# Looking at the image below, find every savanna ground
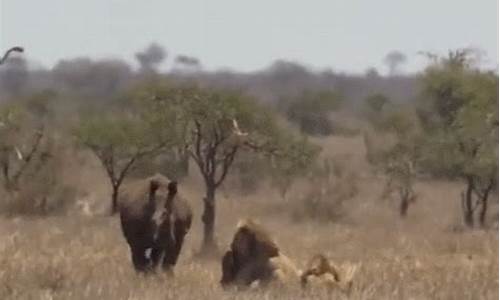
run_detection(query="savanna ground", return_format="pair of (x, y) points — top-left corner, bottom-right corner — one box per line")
(0, 135), (497, 300)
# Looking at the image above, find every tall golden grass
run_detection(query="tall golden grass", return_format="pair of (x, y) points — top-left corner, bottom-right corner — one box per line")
(0, 135), (497, 299)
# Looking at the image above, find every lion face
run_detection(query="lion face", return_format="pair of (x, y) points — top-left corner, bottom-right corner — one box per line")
(221, 220), (282, 288)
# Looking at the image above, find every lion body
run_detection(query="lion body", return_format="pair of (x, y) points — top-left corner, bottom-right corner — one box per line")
(221, 219), (358, 292)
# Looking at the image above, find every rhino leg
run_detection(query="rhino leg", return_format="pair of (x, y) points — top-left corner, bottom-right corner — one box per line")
(162, 220), (188, 271)
(130, 245), (153, 273)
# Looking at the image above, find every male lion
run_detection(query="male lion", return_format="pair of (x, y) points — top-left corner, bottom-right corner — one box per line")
(220, 219), (300, 288)
(221, 219), (358, 292)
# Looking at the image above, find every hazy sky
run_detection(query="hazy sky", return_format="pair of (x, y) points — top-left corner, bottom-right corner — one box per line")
(1, 0), (498, 73)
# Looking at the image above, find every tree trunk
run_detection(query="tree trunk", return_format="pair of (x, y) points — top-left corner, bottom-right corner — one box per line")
(400, 197), (409, 218)
(111, 185), (119, 215)
(462, 176), (475, 228)
(479, 181), (493, 227)
(399, 188), (412, 218)
(39, 197), (48, 215)
(201, 183), (217, 253)
(479, 196), (489, 227)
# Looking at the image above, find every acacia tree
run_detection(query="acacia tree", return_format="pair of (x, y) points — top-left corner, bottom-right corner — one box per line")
(0, 103), (47, 192)
(380, 120), (421, 217)
(453, 73), (498, 227)
(418, 49), (498, 228)
(184, 89), (279, 253)
(74, 113), (169, 215)
(145, 85), (318, 253)
(0, 90), (71, 215)
(174, 55), (201, 73)
(135, 43), (166, 73)
(383, 50), (407, 75)
(365, 106), (422, 217)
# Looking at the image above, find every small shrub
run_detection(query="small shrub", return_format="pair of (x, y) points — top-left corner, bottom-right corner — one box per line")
(330, 120), (360, 137)
(286, 90), (343, 136)
(291, 158), (358, 223)
(1, 184), (77, 216)
(0, 141), (77, 216)
(233, 154), (268, 194)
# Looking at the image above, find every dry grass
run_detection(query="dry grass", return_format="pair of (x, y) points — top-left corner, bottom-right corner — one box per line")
(0, 135), (497, 300)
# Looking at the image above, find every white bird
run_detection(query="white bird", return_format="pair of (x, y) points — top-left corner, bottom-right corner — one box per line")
(232, 119), (248, 137)
(14, 147), (23, 161)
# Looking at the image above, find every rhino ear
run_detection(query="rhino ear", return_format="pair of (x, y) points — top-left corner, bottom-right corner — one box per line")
(168, 181), (178, 195)
(149, 179), (160, 195)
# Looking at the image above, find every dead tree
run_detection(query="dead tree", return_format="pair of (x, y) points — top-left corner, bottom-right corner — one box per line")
(0, 47), (24, 65)
(0, 127), (45, 192)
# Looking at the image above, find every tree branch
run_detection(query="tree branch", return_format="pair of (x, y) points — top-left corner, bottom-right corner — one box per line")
(215, 145), (238, 187)
(12, 128), (44, 186)
(115, 144), (165, 187)
(0, 46), (23, 65)
(93, 146), (117, 188)
(1, 149), (11, 190)
(193, 120), (205, 173)
(242, 140), (280, 157)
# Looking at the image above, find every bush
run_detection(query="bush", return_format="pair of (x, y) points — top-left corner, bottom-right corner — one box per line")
(330, 120), (361, 137)
(0, 142), (78, 216)
(232, 152), (269, 194)
(129, 149), (190, 181)
(290, 158), (358, 223)
(286, 90), (343, 136)
(2, 185), (76, 216)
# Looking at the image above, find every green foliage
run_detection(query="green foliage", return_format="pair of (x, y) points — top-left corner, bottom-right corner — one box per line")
(0, 99), (71, 215)
(74, 111), (168, 213)
(270, 134), (320, 199)
(127, 80), (192, 179)
(454, 71), (498, 179)
(364, 93), (390, 114)
(232, 153), (269, 194)
(22, 89), (57, 119)
(138, 83), (321, 250)
(416, 49), (498, 226)
(140, 83), (318, 189)
(0, 103), (49, 191)
(378, 106), (418, 136)
(232, 127), (320, 197)
(379, 128), (422, 216)
(417, 50), (498, 180)
(131, 150), (190, 181)
(291, 157), (358, 223)
(364, 93), (418, 137)
(418, 52), (471, 128)
(364, 104), (422, 217)
(286, 90), (343, 136)
(363, 94), (406, 133)
(0, 103), (25, 131)
(75, 114), (159, 153)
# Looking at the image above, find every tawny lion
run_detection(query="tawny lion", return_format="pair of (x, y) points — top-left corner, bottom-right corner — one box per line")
(220, 219), (358, 292)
